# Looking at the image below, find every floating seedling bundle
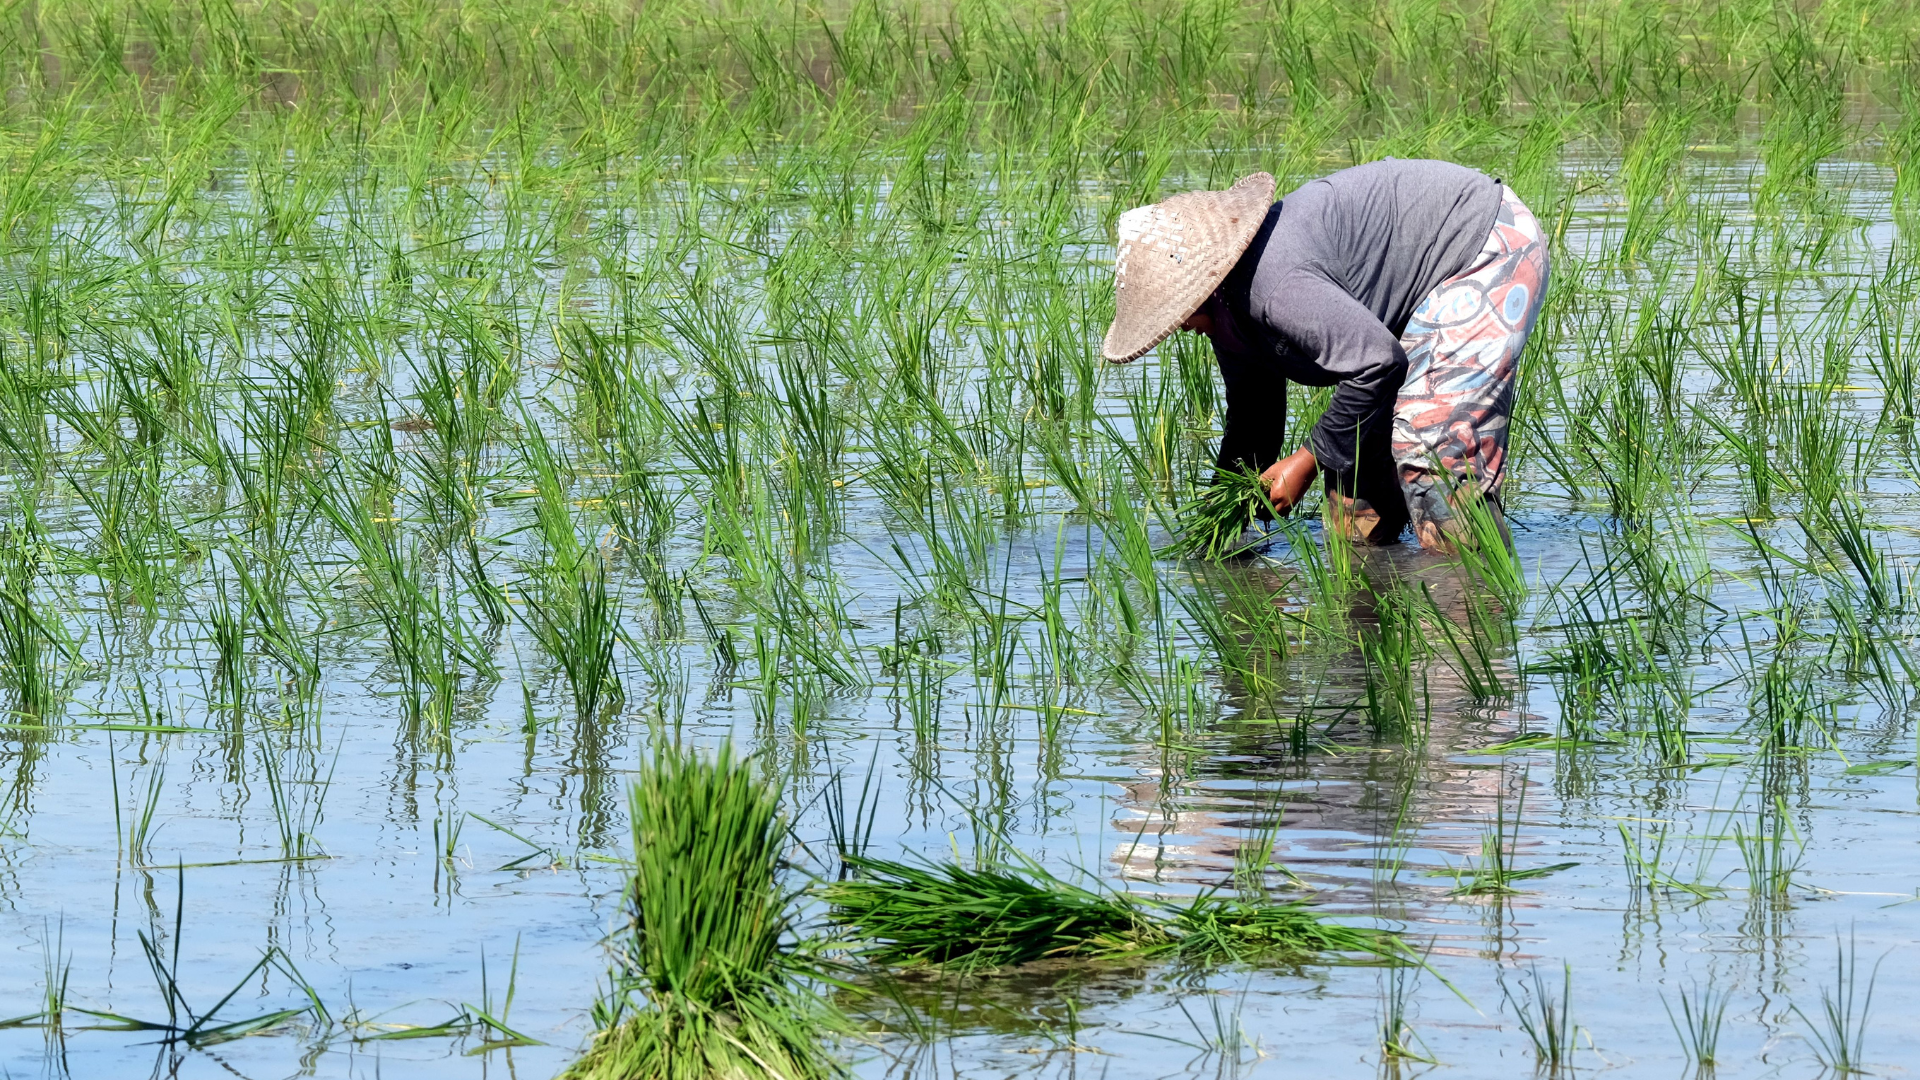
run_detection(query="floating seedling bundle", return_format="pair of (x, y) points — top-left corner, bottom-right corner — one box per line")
(827, 853), (1402, 975)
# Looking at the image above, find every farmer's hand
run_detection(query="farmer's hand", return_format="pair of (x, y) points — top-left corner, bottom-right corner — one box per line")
(1260, 447), (1318, 516)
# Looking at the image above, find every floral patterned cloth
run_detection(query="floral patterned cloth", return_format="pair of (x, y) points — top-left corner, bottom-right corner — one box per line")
(1389, 185), (1551, 531)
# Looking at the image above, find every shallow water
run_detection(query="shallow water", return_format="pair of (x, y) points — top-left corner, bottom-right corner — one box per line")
(2, 146), (1919, 1080)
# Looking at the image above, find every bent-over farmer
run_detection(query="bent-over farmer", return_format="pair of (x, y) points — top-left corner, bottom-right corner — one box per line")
(1102, 159), (1549, 550)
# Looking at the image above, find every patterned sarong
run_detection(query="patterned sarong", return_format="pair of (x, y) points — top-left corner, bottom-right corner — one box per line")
(1389, 186), (1550, 533)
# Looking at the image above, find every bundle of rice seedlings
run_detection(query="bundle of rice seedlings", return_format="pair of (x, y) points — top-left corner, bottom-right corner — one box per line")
(825, 854), (1158, 974)
(1165, 466), (1277, 560)
(1166, 894), (1402, 968)
(566, 743), (846, 1080)
(826, 854), (1400, 976)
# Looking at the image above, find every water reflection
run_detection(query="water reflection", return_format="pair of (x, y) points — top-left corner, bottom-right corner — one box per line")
(1111, 545), (1554, 920)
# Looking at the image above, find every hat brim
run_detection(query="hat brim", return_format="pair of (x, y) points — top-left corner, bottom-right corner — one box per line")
(1101, 172), (1276, 363)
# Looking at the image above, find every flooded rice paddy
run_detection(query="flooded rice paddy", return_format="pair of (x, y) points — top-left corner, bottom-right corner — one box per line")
(4, 3), (1920, 1077)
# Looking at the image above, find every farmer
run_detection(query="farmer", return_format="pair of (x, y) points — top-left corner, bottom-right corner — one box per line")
(1101, 159), (1549, 550)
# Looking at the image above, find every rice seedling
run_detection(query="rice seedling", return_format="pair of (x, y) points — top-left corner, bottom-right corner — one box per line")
(1230, 796), (1295, 896)
(1504, 963), (1577, 1072)
(1165, 466), (1278, 561)
(1379, 944), (1435, 1063)
(1438, 775), (1577, 896)
(1734, 796), (1804, 901)
(1617, 822), (1725, 901)
(78, 871), (321, 1046)
(518, 557), (627, 724)
(124, 762), (165, 868)
(1360, 584), (1427, 739)
(1663, 980), (1729, 1069)
(0, 536), (74, 721)
(1793, 932), (1881, 1075)
(566, 742), (847, 1080)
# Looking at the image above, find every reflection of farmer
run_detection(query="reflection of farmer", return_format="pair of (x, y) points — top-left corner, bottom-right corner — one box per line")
(1102, 160), (1550, 551)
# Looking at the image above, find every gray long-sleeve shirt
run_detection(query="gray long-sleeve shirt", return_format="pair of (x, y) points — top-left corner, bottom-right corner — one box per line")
(1209, 159), (1503, 485)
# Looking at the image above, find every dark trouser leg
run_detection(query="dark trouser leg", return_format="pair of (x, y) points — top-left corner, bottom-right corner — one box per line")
(1326, 419), (1411, 544)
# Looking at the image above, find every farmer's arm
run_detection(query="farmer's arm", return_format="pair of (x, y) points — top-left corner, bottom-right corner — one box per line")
(1209, 305), (1287, 480)
(1254, 274), (1408, 511)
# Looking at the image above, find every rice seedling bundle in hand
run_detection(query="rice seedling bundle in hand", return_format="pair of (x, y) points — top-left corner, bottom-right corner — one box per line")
(827, 853), (1400, 975)
(1167, 466), (1277, 560)
(566, 743), (845, 1080)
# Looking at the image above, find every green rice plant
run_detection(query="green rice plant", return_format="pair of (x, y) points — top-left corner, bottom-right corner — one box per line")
(1360, 584), (1426, 739)
(826, 851), (1399, 975)
(1620, 110), (1694, 259)
(33, 917), (71, 1043)
(1811, 495), (1905, 620)
(1441, 478), (1526, 612)
(0, 536), (74, 721)
(1421, 583), (1506, 700)
(1751, 657), (1834, 756)
(1166, 892), (1396, 969)
(517, 407), (589, 579)
(259, 740), (335, 861)
(309, 470), (490, 730)
(1102, 464), (1166, 622)
(1379, 943), (1435, 1062)
(1616, 823), (1722, 900)
(125, 762), (166, 868)
(83, 871), (319, 1046)
(229, 551), (320, 690)
(208, 570), (248, 718)
(1734, 796), (1804, 900)
(1793, 933), (1881, 1076)
(1439, 778), (1577, 896)
(55, 448), (183, 610)
(565, 742), (846, 1080)
(1164, 465), (1276, 560)
(1662, 980), (1729, 1069)
(518, 557), (626, 723)
(822, 758), (882, 878)
(1504, 962), (1577, 1072)
(1274, 515), (1356, 630)
(433, 806), (465, 892)
(1757, 13), (1850, 213)
(1230, 795), (1296, 896)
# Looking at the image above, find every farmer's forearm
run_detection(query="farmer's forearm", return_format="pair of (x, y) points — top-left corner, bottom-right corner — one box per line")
(1211, 309), (1287, 476)
(1260, 446), (1318, 513)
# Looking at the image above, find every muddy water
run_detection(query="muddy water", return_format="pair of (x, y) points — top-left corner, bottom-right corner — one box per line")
(3, 159), (1919, 1080)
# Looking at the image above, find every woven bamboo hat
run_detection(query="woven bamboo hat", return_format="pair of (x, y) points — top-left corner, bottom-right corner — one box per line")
(1101, 172), (1276, 363)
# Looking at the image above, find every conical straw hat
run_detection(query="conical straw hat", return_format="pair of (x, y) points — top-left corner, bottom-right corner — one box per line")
(1101, 172), (1276, 363)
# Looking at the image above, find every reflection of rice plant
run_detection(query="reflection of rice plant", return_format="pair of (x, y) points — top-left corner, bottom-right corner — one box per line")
(567, 743), (846, 1080)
